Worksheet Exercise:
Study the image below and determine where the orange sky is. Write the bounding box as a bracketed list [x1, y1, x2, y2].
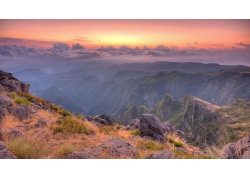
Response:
[0, 20, 250, 49]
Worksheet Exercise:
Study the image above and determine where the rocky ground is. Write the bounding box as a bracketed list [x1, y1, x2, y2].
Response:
[0, 69, 249, 159]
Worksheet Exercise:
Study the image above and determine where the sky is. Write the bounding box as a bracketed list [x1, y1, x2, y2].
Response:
[0, 19, 250, 71]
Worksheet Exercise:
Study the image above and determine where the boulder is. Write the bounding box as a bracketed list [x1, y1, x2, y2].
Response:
[0, 106, 8, 121]
[98, 114, 114, 126]
[0, 93, 14, 107]
[128, 119, 139, 130]
[11, 104, 29, 120]
[0, 70, 29, 93]
[220, 136, 250, 159]
[67, 138, 139, 159]
[9, 129, 24, 138]
[35, 120, 47, 128]
[176, 130, 185, 139]
[138, 113, 166, 143]
[0, 141, 17, 159]
[150, 150, 176, 159]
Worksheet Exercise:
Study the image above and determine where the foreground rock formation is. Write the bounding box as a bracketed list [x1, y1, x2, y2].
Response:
[138, 113, 166, 143]
[220, 136, 250, 159]
[67, 138, 139, 159]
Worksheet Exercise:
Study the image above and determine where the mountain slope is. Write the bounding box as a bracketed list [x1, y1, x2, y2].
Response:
[119, 93, 250, 148]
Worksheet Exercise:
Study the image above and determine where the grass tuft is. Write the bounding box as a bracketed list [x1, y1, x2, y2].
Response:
[8, 92, 16, 99]
[136, 139, 166, 151]
[54, 145, 78, 158]
[15, 97, 30, 106]
[17, 91, 34, 101]
[131, 129, 140, 136]
[58, 109, 72, 117]
[99, 125, 119, 136]
[51, 117, 91, 135]
[7, 137, 49, 159]
[173, 141, 184, 147]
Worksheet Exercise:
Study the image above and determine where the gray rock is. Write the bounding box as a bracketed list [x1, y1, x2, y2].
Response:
[11, 104, 29, 120]
[0, 141, 17, 159]
[220, 136, 250, 159]
[129, 118, 139, 130]
[0, 93, 14, 107]
[98, 114, 114, 126]
[9, 129, 24, 138]
[176, 130, 185, 139]
[0, 70, 29, 93]
[67, 138, 139, 159]
[150, 150, 176, 159]
[138, 113, 166, 143]
[0, 106, 8, 121]
[35, 120, 47, 128]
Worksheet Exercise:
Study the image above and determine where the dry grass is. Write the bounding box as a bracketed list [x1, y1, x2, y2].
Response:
[136, 139, 166, 151]
[7, 137, 50, 159]
[0, 115, 20, 129]
[53, 144, 78, 158]
[99, 125, 119, 136]
[131, 129, 140, 136]
[50, 117, 94, 135]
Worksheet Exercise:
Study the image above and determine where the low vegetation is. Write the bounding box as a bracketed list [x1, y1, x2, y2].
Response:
[58, 109, 72, 117]
[99, 125, 119, 136]
[173, 141, 184, 147]
[54, 145, 78, 158]
[7, 137, 49, 159]
[14, 97, 30, 106]
[136, 139, 166, 151]
[131, 129, 140, 136]
[51, 117, 91, 135]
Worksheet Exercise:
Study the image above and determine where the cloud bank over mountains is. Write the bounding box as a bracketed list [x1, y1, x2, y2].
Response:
[0, 41, 250, 73]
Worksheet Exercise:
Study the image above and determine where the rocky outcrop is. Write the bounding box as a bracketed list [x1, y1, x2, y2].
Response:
[0, 141, 17, 159]
[86, 114, 115, 126]
[220, 136, 250, 159]
[0, 70, 29, 93]
[35, 120, 47, 128]
[122, 118, 140, 130]
[0, 93, 14, 121]
[138, 113, 166, 143]
[11, 104, 29, 120]
[150, 150, 176, 159]
[67, 138, 139, 159]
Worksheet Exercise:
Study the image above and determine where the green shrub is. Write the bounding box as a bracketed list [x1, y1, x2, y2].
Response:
[99, 126, 118, 136]
[54, 145, 78, 158]
[174, 141, 184, 147]
[17, 91, 34, 101]
[50, 104, 60, 112]
[168, 138, 174, 143]
[131, 129, 140, 136]
[75, 113, 84, 119]
[136, 140, 165, 151]
[58, 109, 72, 117]
[8, 92, 16, 99]
[15, 97, 30, 106]
[7, 138, 49, 159]
[51, 117, 90, 135]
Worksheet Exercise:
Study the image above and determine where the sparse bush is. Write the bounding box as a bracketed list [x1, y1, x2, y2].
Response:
[58, 109, 72, 117]
[51, 117, 91, 135]
[50, 104, 60, 112]
[8, 92, 16, 99]
[115, 124, 122, 130]
[75, 113, 83, 119]
[174, 141, 184, 147]
[17, 91, 34, 101]
[35, 96, 46, 105]
[99, 125, 118, 136]
[15, 97, 30, 106]
[7, 137, 49, 159]
[54, 145, 78, 158]
[168, 138, 174, 143]
[136, 140, 165, 151]
[131, 129, 140, 136]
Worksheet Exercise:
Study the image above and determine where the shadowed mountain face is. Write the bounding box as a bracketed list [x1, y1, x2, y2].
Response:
[9, 61, 250, 119]
[119, 93, 250, 148]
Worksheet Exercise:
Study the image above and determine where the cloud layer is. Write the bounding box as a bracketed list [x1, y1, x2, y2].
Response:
[0, 41, 250, 66]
